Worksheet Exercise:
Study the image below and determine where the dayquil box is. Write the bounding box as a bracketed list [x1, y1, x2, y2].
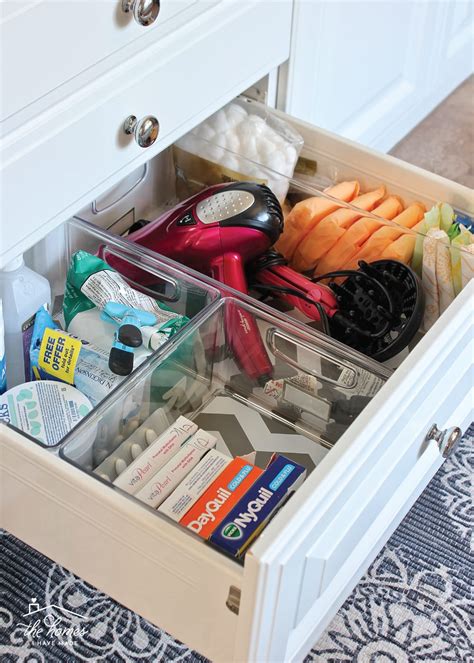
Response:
[180, 457, 263, 538]
[209, 454, 306, 557]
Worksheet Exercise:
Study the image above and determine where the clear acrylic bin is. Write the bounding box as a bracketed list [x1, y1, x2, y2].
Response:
[60, 297, 389, 556]
[74, 98, 473, 368]
[6, 217, 221, 448]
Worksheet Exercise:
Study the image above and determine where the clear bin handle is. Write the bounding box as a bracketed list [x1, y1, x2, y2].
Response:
[266, 328, 358, 389]
[91, 163, 148, 215]
[102, 245, 181, 303]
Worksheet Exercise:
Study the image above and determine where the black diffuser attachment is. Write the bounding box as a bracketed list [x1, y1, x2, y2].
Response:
[327, 260, 424, 361]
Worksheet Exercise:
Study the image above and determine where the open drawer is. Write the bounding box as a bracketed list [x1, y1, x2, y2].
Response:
[1, 101, 473, 663]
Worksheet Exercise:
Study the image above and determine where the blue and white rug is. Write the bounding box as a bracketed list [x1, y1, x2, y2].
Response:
[1, 425, 472, 662]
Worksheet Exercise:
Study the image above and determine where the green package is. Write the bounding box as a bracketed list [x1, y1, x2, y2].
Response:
[63, 250, 188, 336]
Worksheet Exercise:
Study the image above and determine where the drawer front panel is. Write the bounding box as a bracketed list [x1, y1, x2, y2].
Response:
[237, 282, 473, 663]
[0, 0, 214, 121]
[1, 0, 292, 267]
[0, 427, 242, 662]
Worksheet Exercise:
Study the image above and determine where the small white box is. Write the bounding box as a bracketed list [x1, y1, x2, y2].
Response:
[135, 430, 217, 508]
[113, 416, 197, 495]
[158, 449, 231, 522]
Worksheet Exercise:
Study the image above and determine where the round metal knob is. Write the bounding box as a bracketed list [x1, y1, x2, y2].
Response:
[122, 0, 160, 26]
[123, 115, 159, 148]
[426, 423, 462, 458]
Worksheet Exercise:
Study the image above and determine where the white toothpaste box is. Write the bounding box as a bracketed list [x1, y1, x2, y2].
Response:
[135, 429, 217, 509]
[113, 416, 197, 495]
[158, 449, 231, 522]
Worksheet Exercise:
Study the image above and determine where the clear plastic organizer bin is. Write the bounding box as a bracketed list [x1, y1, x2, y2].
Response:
[60, 297, 389, 559]
[5, 217, 221, 448]
[74, 98, 473, 371]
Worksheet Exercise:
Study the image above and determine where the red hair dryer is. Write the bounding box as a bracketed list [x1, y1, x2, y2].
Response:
[126, 181, 423, 368]
[127, 182, 283, 384]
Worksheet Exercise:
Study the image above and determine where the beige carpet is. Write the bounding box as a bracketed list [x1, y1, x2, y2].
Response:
[390, 75, 474, 188]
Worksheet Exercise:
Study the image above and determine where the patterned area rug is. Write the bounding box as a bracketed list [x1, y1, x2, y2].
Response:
[1, 425, 472, 662]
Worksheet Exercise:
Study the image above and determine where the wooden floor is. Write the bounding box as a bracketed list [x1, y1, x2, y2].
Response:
[390, 75, 473, 189]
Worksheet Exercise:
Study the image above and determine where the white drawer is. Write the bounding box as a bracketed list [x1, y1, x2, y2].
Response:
[0, 0, 292, 268]
[0, 0, 218, 123]
[1, 109, 473, 662]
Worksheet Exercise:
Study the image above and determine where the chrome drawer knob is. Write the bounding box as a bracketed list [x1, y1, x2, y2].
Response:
[123, 115, 160, 148]
[426, 423, 462, 458]
[122, 0, 160, 26]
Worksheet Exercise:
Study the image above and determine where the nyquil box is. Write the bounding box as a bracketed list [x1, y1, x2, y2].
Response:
[209, 454, 306, 557]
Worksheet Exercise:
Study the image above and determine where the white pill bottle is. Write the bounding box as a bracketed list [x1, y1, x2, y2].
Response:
[0, 255, 51, 389]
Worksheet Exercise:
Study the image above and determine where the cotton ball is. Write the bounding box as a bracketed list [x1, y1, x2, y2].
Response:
[284, 145, 298, 171]
[225, 133, 241, 154]
[236, 121, 254, 142]
[257, 136, 276, 163]
[210, 109, 230, 133]
[264, 126, 285, 149]
[226, 103, 248, 128]
[197, 123, 216, 142]
[268, 152, 287, 174]
[246, 114, 267, 140]
[212, 131, 228, 149]
[206, 144, 225, 163]
[241, 135, 258, 159]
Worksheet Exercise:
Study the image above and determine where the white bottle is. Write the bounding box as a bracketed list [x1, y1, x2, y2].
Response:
[0, 255, 51, 388]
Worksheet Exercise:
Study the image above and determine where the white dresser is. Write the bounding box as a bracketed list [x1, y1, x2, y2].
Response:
[1, 2, 473, 662]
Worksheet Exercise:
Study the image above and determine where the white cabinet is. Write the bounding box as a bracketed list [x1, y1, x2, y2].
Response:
[282, 0, 474, 152]
[1, 3, 473, 662]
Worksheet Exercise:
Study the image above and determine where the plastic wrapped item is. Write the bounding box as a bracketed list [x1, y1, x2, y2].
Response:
[174, 97, 304, 202]
[0, 380, 92, 446]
